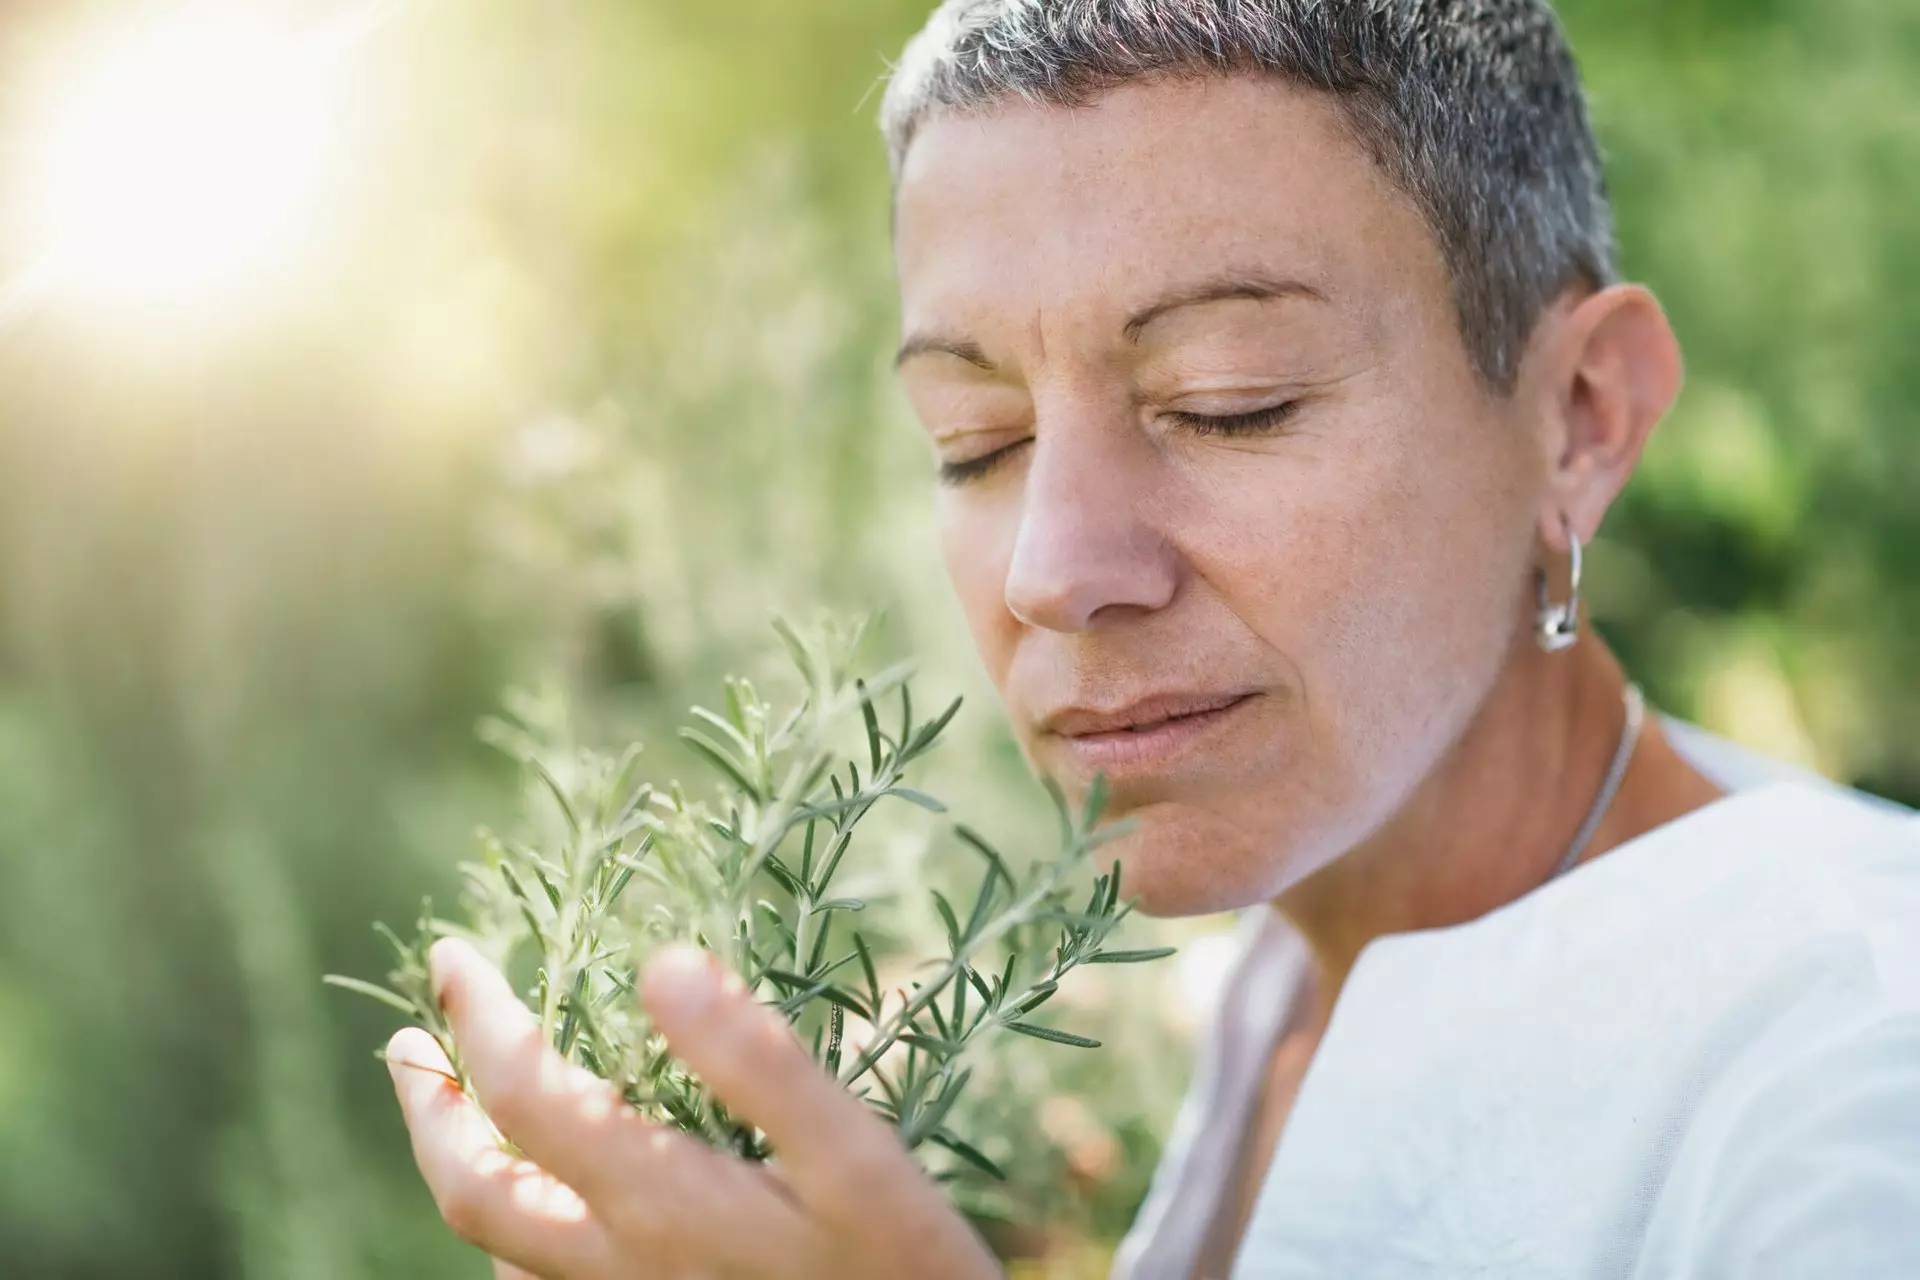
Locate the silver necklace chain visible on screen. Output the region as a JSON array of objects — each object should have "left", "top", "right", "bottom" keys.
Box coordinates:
[{"left": 1546, "top": 683, "right": 1646, "bottom": 883}]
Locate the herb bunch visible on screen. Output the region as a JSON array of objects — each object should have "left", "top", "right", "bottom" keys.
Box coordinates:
[{"left": 328, "top": 620, "right": 1172, "bottom": 1185}]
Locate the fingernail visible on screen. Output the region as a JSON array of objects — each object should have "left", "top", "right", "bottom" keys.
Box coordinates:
[
  {"left": 384, "top": 1030, "right": 429, "bottom": 1102},
  {"left": 645, "top": 945, "right": 721, "bottom": 1023}
]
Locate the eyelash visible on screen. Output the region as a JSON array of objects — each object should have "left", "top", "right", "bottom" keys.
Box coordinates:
[
  {"left": 1164, "top": 400, "right": 1302, "bottom": 436},
  {"left": 936, "top": 401, "right": 1301, "bottom": 486},
  {"left": 938, "top": 444, "right": 1025, "bottom": 486}
]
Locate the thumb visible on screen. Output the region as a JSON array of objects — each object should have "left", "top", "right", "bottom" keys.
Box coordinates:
[{"left": 640, "top": 946, "right": 906, "bottom": 1199}]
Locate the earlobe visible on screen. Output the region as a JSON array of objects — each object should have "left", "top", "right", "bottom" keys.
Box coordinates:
[{"left": 1539, "top": 284, "right": 1683, "bottom": 548}]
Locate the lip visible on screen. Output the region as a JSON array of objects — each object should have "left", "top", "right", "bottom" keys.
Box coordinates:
[{"left": 1044, "top": 691, "right": 1260, "bottom": 778}]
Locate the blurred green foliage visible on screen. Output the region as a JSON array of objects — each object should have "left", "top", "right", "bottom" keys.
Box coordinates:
[{"left": 0, "top": 0, "right": 1913, "bottom": 1275}]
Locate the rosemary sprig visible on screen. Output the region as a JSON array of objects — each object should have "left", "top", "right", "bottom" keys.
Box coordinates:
[{"left": 327, "top": 619, "right": 1173, "bottom": 1186}]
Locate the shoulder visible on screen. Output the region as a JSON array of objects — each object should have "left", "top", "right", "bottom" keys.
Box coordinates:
[
  {"left": 1710, "top": 782, "right": 1920, "bottom": 1013},
  {"left": 1625, "top": 784, "right": 1920, "bottom": 1271},
  {"left": 1634, "top": 1007, "right": 1920, "bottom": 1276},
  {"left": 1531, "top": 777, "right": 1920, "bottom": 1011}
]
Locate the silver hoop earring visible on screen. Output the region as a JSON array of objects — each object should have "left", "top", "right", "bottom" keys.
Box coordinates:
[{"left": 1535, "top": 521, "right": 1582, "bottom": 653}]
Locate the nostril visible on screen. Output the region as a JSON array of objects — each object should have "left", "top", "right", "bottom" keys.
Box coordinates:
[{"left": 1004, "top": 524, "right": 1182, "bottom": 634}]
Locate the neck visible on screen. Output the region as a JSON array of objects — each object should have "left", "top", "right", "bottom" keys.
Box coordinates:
[{"left": 1275, "top": 634, "right": 1724, "bottom": 1019}]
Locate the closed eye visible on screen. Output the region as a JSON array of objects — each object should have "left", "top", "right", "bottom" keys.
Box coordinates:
[
  {"left": 937, "top": 438, "right": 1031, "bottom": 486},
  {"left": 1164, "top": 401, "right": 1301, "bottom": 436},
  {"left": 937, "top": 401, "right": 1297, "bottom": 484}
]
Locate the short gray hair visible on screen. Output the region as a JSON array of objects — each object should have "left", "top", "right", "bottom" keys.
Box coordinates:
[{"left": 880, "top": 0, "right": 1617, "bottom": 390}]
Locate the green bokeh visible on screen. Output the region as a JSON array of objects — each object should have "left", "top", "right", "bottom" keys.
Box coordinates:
[{"left": 0, "top": 1, "right": 1913, "bottom": 1274}]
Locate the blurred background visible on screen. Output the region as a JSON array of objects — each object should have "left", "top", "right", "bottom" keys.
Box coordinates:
[{"left": 0, "top": 0, "right": 1914, "bottom": 1275}]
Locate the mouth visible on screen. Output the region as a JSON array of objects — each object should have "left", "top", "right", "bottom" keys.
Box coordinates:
[{"left": 1045, "top": 691, "right": 1260, "bottom": 778}]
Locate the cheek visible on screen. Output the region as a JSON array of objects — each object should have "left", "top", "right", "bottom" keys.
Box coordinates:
[
  {"left": 935, "top": 492, "right": 1018, "bottom": 683},
  {"left": 1186, "top": 401, "right": 1538, "bottom": 841}
]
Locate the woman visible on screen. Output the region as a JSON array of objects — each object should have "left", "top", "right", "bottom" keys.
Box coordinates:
[{"left": 386, "top": 2, "right": 1920, "bottom": 1275}]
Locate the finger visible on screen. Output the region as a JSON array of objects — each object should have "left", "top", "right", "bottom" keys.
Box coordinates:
[
  {"left": 388, "top": 1027, "right": 611, "bottom": 1277},
  {"left": 494, "top": 1263, "right": 543, "bottom": 1280},
  {"left": 427, "top": 937, "right": 663, "bottom": 1202},
  {"left": 428, "top": 937, "right": 793, "bottom": 1253},
  {"left": 640, "top": 946, "right": 917, "bottom": 1207}
]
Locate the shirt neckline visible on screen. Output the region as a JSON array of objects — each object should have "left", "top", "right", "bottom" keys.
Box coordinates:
[{"left": 1128, "top": 781, "right": 1823, "bottom": 1279}]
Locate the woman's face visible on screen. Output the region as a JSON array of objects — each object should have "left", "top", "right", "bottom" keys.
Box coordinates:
[{"left": 893, "top": 76, "right": 1552, "bottom": 917}]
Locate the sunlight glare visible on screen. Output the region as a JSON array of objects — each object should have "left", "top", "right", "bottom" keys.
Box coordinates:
[{"left": 24, "top": 14, "right": 340, "bottom": 311}]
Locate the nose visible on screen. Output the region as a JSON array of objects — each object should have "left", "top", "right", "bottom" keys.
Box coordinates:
[{"left": 1003, "top": 421, "right": 1181, "bottom": 633}]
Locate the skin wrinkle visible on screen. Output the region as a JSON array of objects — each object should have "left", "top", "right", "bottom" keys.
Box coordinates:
[
  {"left": 895, "top": 71, "right": 1712, "bottom": 997},
  {"left": 885, "top": 0, "right": 1620, "bottom": 387},
  {"left": 906, "top": 78, "right": 1489, "bottom": 915},
  {"left": 392, "top": 33, "right": 1726, "bottom": 1280}
]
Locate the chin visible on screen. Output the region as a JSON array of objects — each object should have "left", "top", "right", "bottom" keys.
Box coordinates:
[{"left": 1099, "top": 801, "right": 1299, "bottom": 919}]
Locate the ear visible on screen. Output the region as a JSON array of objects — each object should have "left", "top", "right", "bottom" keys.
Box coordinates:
[{"left": 1528, "top": 284, "right": 1683, "bottom": 553}]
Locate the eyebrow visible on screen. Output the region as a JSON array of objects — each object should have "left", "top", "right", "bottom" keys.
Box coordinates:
[
  {"left": 894, "top": 334, "right": 995, "bottom": 371},
  {"left": 893, "top": 273, "right": 1326, "bottom": 371},
  {"left": 1122, "top": 274, "right": 1326, "bottom": 343}
]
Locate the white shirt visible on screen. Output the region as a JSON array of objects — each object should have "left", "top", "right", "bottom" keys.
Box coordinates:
[{"left": 1115, "top": 722, "right": 1920, "bottom": 1279}]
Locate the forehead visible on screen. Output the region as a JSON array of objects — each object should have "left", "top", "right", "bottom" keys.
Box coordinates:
[{"left": 893, "top": 74, "right": 1446, "bottom": 337}]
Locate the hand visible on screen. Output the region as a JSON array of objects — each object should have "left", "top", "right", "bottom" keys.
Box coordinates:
[{"left": 386, "top": 937, "right": 1004, "bottom": 1279}]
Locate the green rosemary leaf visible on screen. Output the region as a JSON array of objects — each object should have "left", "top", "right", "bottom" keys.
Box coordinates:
[
  {"left": 760, "top": 855, "right": 804, "bottom": 899},
  {"left": 532, "top": 865, "right": 564, "bottom": 913},
  {"left": 964, "top": 964, "right": 993, "bottom": 1006},
  {"left": 556, "top": 969, "right": 589, "bottom": 1055},
  {"left": 678, "top": 727, "right": 762, "bottom": 801},
  {"left": 931, "top": 891, "right": 962, "bottom": 950},
  {"left": 928, "top": 1130, "right": 1006, "bottom": 1182},
  {"left": 495, "top": 862, "right": 550, "bottom": 949},
  {"left": 322, "top": 975, "right": 421, "bottom": 1017},
  {"left": 1028, "top": 909, "right": 1111, "bottom": 929},
  {"left": 900, "top": 1031, "right": 961, "bottom": 1056},
  {"left": 814, "top": 828, "right": 857, "bottom": 891},
  {"left": 722, "top": 677, "right": 749, "bottom": 734},
  {"left": 871, "top": 1064, "right": 904, "bottom": 1110},
  {"left": 528, "top": 757, "right": 581, "bottom": 836},
  {"left": 372, "top": 920, "right": 413, "bottom": 962},
  {"left": 903, "top": 1067, "right": 972, "bottom": 1148},
  {"left": 1005, "top": 981, "right": 1058, "bottom": 1016},
  {"left": 1003, "top": 1021, "right": 1101, "bottom": 1049},
  {"left": 336, "top": 621, "right": 1175, "bottom": 1202},
  {"left": 906, "top": 696, "right": 964, "bottom": 758},
  {"left": 772, "top": 978, "right": 839, "bottom": 1017},
  {"left": 857, "top": 678, "right": 883, "bottom": 774},
  {"left": 496, "top": 859, "right": 535, "bottom": 907},
  {"left": 811, "top": 983, "right": 872, "bottom": 1022},
  {"left": 792, "top": 794, "right": 866, "bottom": 822},
  {"left": 805, "top": 908, "right": 835, "bottom": 974},
  {"left": 768, "top": 616, "right": 812, "bottom": 684},
  {"left": 953, "top": 825, "right": 1011, "bottom": 888},
  {"left": 690, "top": 706, "right": 756, "bottom": 760},
  {"left": 889, "top": 788, "right": 948, "bottom": 813},
  {"left": 963, "top": 873, "right": 998, "bottom": 940},
  {"left": 1085, "top": 947, "right": 1178, "bottom": 965},
  {"left": 853, "top": 931, "right": 882, "bottom": 1008},
  {"left": 1082, "top": 772, "right": 1110, "bottom": 831},
  {"left": 604, "top": 862, "right": 636, "bottom": 908}
]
